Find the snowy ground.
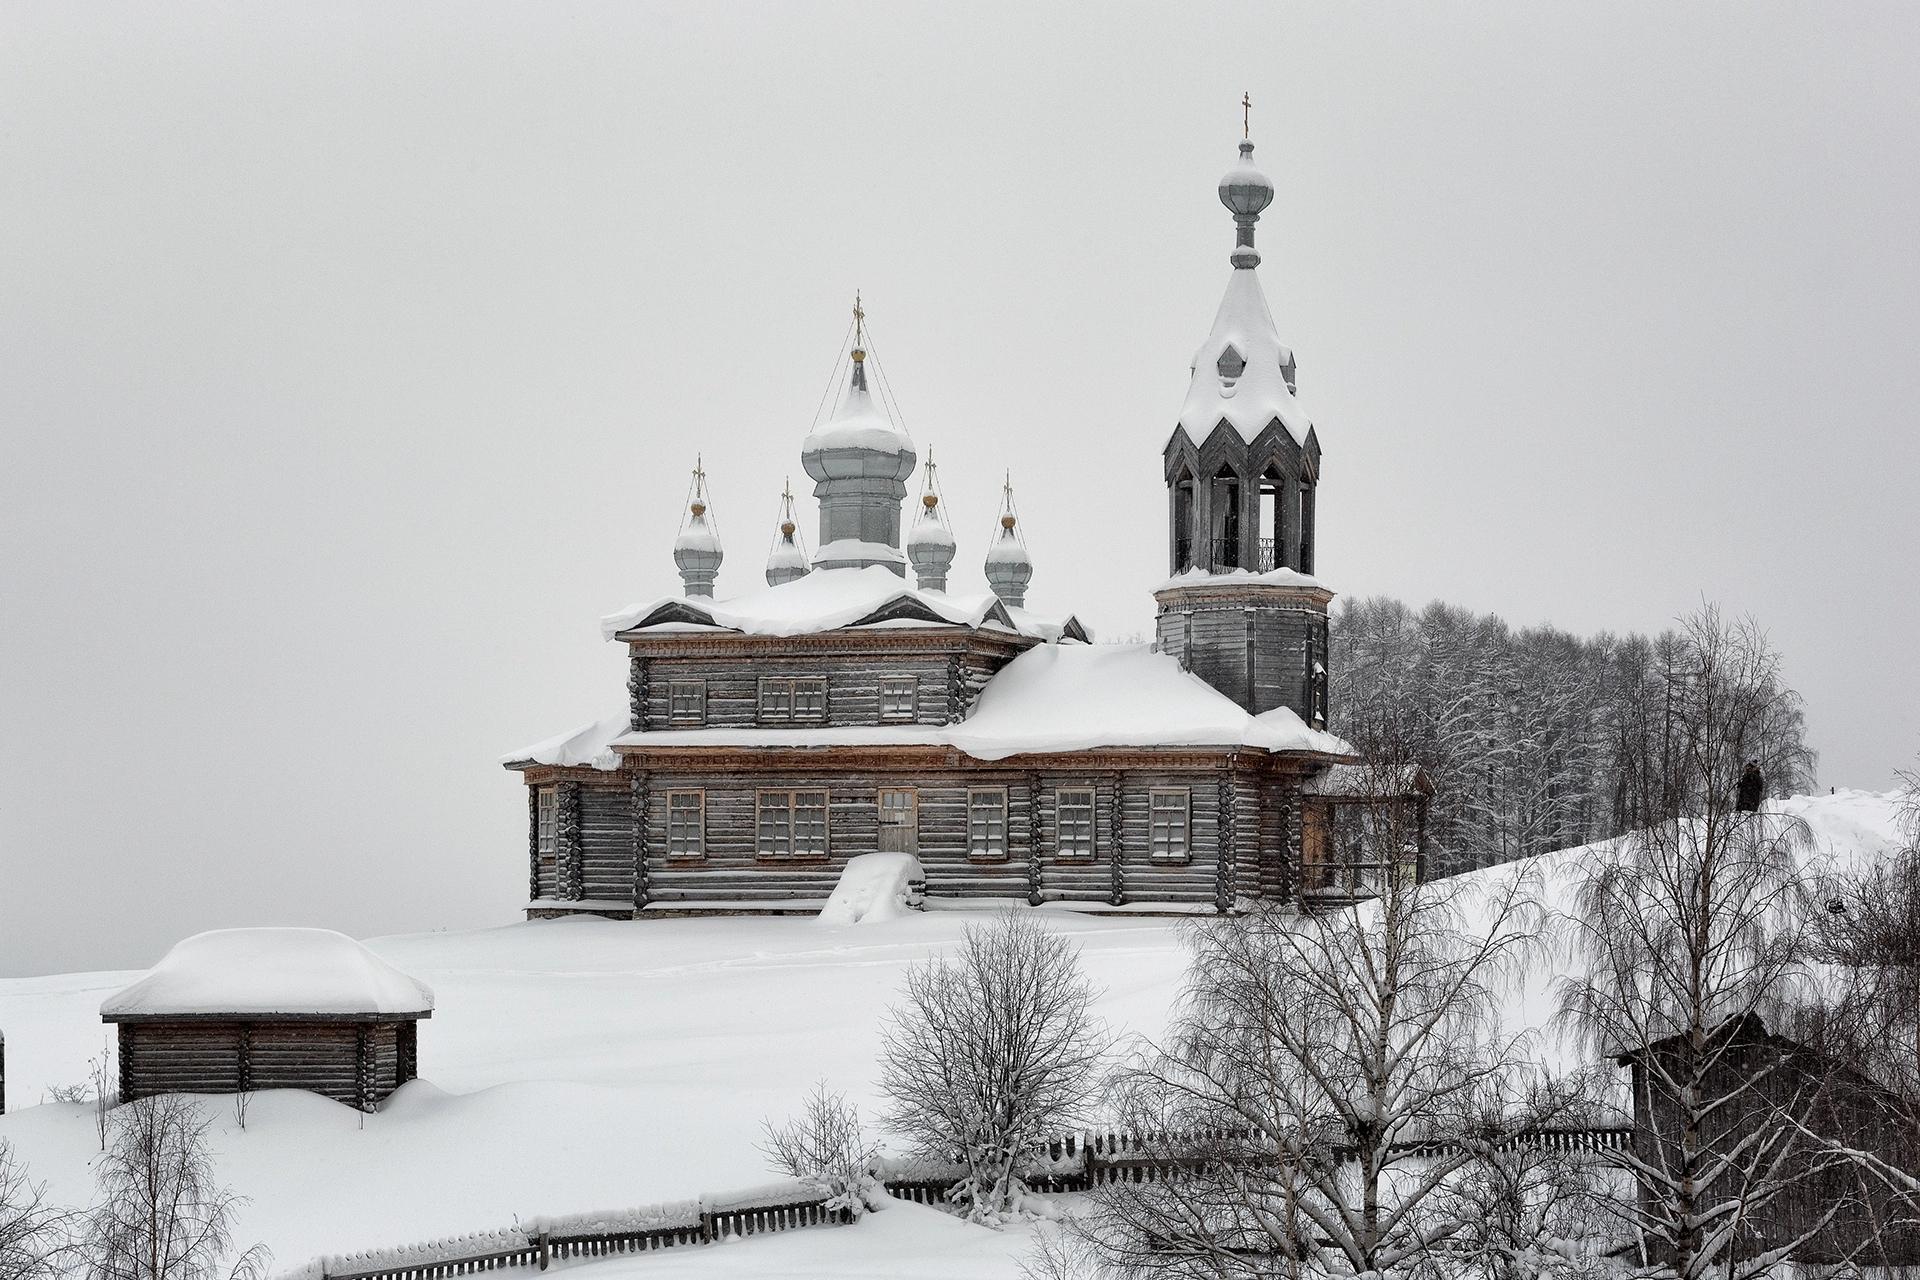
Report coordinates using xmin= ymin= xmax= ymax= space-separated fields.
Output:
xmin=0 ymin=788 xmax=1903 ymax=1278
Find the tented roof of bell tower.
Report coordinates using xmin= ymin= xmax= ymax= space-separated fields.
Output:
xmin=1179 ymin=266 xmax=1313 ymax=448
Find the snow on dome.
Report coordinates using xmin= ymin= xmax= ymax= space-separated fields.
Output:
xmin=502 ymin=713 xmax=627 ymax=771
xmin=672 ymin=519 xmax=721 ymax=554
xmin=1179 ymin=267 xmax=1314 ymax=447
xmin=906 ymin=512 xmax=956 ymax=550
xmin=102 ymin=928 xmax=434 ymax=1019
xmin=800 ymin=375 xmax=915 ymax=469
xmin=984 ymin=526 xmax=1032 ymax=566
xmin=1217 ymin=140 xmax=1275 ymax=217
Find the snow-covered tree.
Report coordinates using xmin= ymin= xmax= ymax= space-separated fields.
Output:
xmin=878 ymin=911 xmax=1104 ymax=1225
xmin=1050 ymin=765 xmax=1568 ymax=1278
xmin=760 ymin=1080 xmax=882 ymax=1218
xmin=80 ymin=1096 xmax=266 ymax=1280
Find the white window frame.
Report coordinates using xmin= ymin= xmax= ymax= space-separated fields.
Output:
xmin=536 ymin=789 xmax=558 ymax=861
xmin=1149 ymin=787 xmax=1191 ymax=862
xmin=968 ymin=787 xmax=1009 ymax=861
xmin=758 ymin=677 xmax=829 ymax=725
xmin=756 ymin=788 xmax=829 ymax=858
xmin=666 ymin=790 xmax=705 ymax=859
xmin=879 ymin=675 xmax=918 ymax=722
xmin=1055 ymin=786 xmax=1096 ymax=860
xmin=667 ymin=679 xmax=707 ymax=726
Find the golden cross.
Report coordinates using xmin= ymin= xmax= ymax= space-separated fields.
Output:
xmin=1242 ymin=91 xmax=1252 ymax=140
xmin=853 ymin=290 xmax=865 ymax=343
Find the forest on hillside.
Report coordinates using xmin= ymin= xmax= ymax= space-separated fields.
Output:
xmin=1329 ymin=598 xmax=1817 ymax=876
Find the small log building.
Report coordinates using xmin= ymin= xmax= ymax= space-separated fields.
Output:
xmin=101 ymin=928 xmax=433 ymax=1113
xmin=505 ymin=132 xmax=1428 ymax=917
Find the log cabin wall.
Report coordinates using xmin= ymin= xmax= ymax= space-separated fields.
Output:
xmin=626 ymin=629 xmax=1035 ymax=731
xmin=607 ymin=756 xmax=1296 ymax=910
xmin=115 ymin=1018 xmax=420 ymax=1112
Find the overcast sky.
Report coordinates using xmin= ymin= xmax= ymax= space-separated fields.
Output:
xmin=4 ymin=3 xmax=1916 ymax=978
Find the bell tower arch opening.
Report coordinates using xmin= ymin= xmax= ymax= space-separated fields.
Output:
xmin=1210 ymin=465 xmax=1243 ymax=570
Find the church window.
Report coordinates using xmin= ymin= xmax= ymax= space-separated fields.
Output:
xmin=668 ymin=680 xmax=707 ymax=725
xmin=1216 ymin=345 xmax=1246 ymax=380
xmin=1150 ymin=788 xmax=1191 ymax=861
xmin=880 ymin=676 xmax=917 ymax=721
xmin=666 ymin=790 xmax=704 ymax=859
xmin=968 ymin=788 xmax=1009 ymax=860
xmin=759 ymin=677 xmax=829 ymax=725
xmin=1056 ymin=787 xmax=1095 ymax=859
xmin=536 ymin=788 xmax=557 ymax=869
xmin=757 ymin=789 xmax=829 ymax=858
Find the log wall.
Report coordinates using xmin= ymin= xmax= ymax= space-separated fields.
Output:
xmin=116 ymin=1018 xmax=419 ymax=1112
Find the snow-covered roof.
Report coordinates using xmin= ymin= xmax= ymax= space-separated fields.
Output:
xmin=602 ymin=565 xmax=1036 ymax=640
xmin=581 ymin=642 xmax=1351 ymax=762
xmin=1302 ymin=761 xmax=1430 ymax=798
xmin=1178 ymin=267 xmax=1313 ymax=448
xmin=102 ymin=928 xmax=434 ymax=1020
xmin=503 ymin=714 xmax=628 ymax=771
xmin=813 ymin=538 xmax=907 ymax=568
xmin=1156 ymin=565 xmax=1332 ymax=594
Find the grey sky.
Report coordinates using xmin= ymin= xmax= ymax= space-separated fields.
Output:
xmin=4 ymin=2 xmax=1916 ymax=978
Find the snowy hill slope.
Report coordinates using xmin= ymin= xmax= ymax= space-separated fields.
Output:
xmin=0 ymin=789 xmax=1904 ymax=1276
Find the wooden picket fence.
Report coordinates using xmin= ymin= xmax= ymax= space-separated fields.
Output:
xmin=286 ymin=1125 xmax=1634 ymax=1280
xmin=285 ymin=1187 xmax=851 ymax=1280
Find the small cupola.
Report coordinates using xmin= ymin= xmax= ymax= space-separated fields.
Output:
xmin=765 ymin=479 xmax=810 ymax=587
xmin=800 ymin=295 xmax=917 ymax=574
xmin=983 ymin=473 xmax=1033 ymax=609
xmin=906 ymin=448 xmax=958 ymax=592
xmin=672 ymin=458 xmax=724 ymax=598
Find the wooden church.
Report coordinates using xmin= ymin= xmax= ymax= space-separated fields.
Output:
xmin=504 ymin=130 xmax=1428 ymax=918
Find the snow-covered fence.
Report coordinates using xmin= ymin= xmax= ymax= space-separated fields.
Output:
xmin=877 ymin=1124 xmax=1636 ymax=1202
xmin=274 ymin=1180 xmax=849 ymax=1280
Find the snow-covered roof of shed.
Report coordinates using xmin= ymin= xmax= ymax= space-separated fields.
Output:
xmin=502 ymin=714 xmax=628 ymax=771
xmin=101 ymin=928 xmax=434 ymax=1019
xmin=602 ymin=565 xmax=1054 ymax=640
xmin=1178 ymin=268 xmax=1313 ymax=448
xmin=587 ymin=642 xmax=1351 ymax=762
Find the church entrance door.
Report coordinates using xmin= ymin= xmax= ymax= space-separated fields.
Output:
xmin=878 ymin=788 xmax=918 ymax=854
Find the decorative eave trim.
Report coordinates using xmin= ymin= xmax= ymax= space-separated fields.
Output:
xmin=614 ymin=627 xmax=1039 ymax=661
xmin=608 ymin=742 xmax=1353 ymax=773
xmin=1153 ymin=580 xmax=1336 ymax=608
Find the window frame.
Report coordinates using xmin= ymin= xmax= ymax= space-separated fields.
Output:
xmin=758 ymin=677 xmax=829 ymax=725
xmin=967 ymin=786 xmax=1010 ymax=861
xmin=756 ymin=787 xmax=830 ymax=859
xmin=879 ymin=675 xmax=918 ymax=722
xmin=665 ymin=789 xmax=706 ymax=860
xmin=1055 ymin=785 xmax=1096 ymax=861
xmin=667 ymin=679 xmax=707 ymax=726
xmin=535 ymin=788 xmax=558 ymax=862
xmin=1149 ymin=787 xmax=1191 ymax=863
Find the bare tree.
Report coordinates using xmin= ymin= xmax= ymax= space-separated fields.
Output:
xmin=89 ymin=1041 xmax=116 ymax=1153
xmin=1556 ymin=607 xmax=1858 ymax=1278
xmin=760 ymin=1080 xmax=880 ymax=1218
xmin=0 ymin=1140 xmax=78 ymax=1280
xmin=879 ymin=911 xmax=1104 ymax=1225
xmin=81 ymin=1095 xmax=267 ymax=1280
xmin=1051 ymin=766 xmax=1561 ymax=1279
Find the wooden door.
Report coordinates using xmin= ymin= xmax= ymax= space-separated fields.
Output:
xmin=878 ymin=788 xmax=918 ymax=854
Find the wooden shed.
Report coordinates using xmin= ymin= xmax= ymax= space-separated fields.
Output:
xmin=101 ymin=928 xmax=433 ymax=1113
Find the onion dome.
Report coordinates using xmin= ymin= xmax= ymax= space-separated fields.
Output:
xmin=672 ymin=460 xmax=723 ymax=598
xmin=803 ymin=296 xmax=917 ymax=574
xmin=983 ymin=473 xmax=1032 ymax=609
xmin=765 ymin=480 xmax=810 ymax=587
xmin=906 ymin=449 xmax=957 ymax=593
xmin=1219 ymin=138 xmax=1275 ymax=269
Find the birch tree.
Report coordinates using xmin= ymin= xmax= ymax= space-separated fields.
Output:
xmin=1556 ymin=608 xmax=1853 ymax=1278
xmin=1050 ymin=762 xmax=1567 ymax=1279
xmin=0 ymin=1140 xmax=75 ymax=1280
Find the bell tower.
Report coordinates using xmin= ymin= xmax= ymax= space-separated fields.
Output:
xmin=1154 ymin=118 xmax=1330 ymax=726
